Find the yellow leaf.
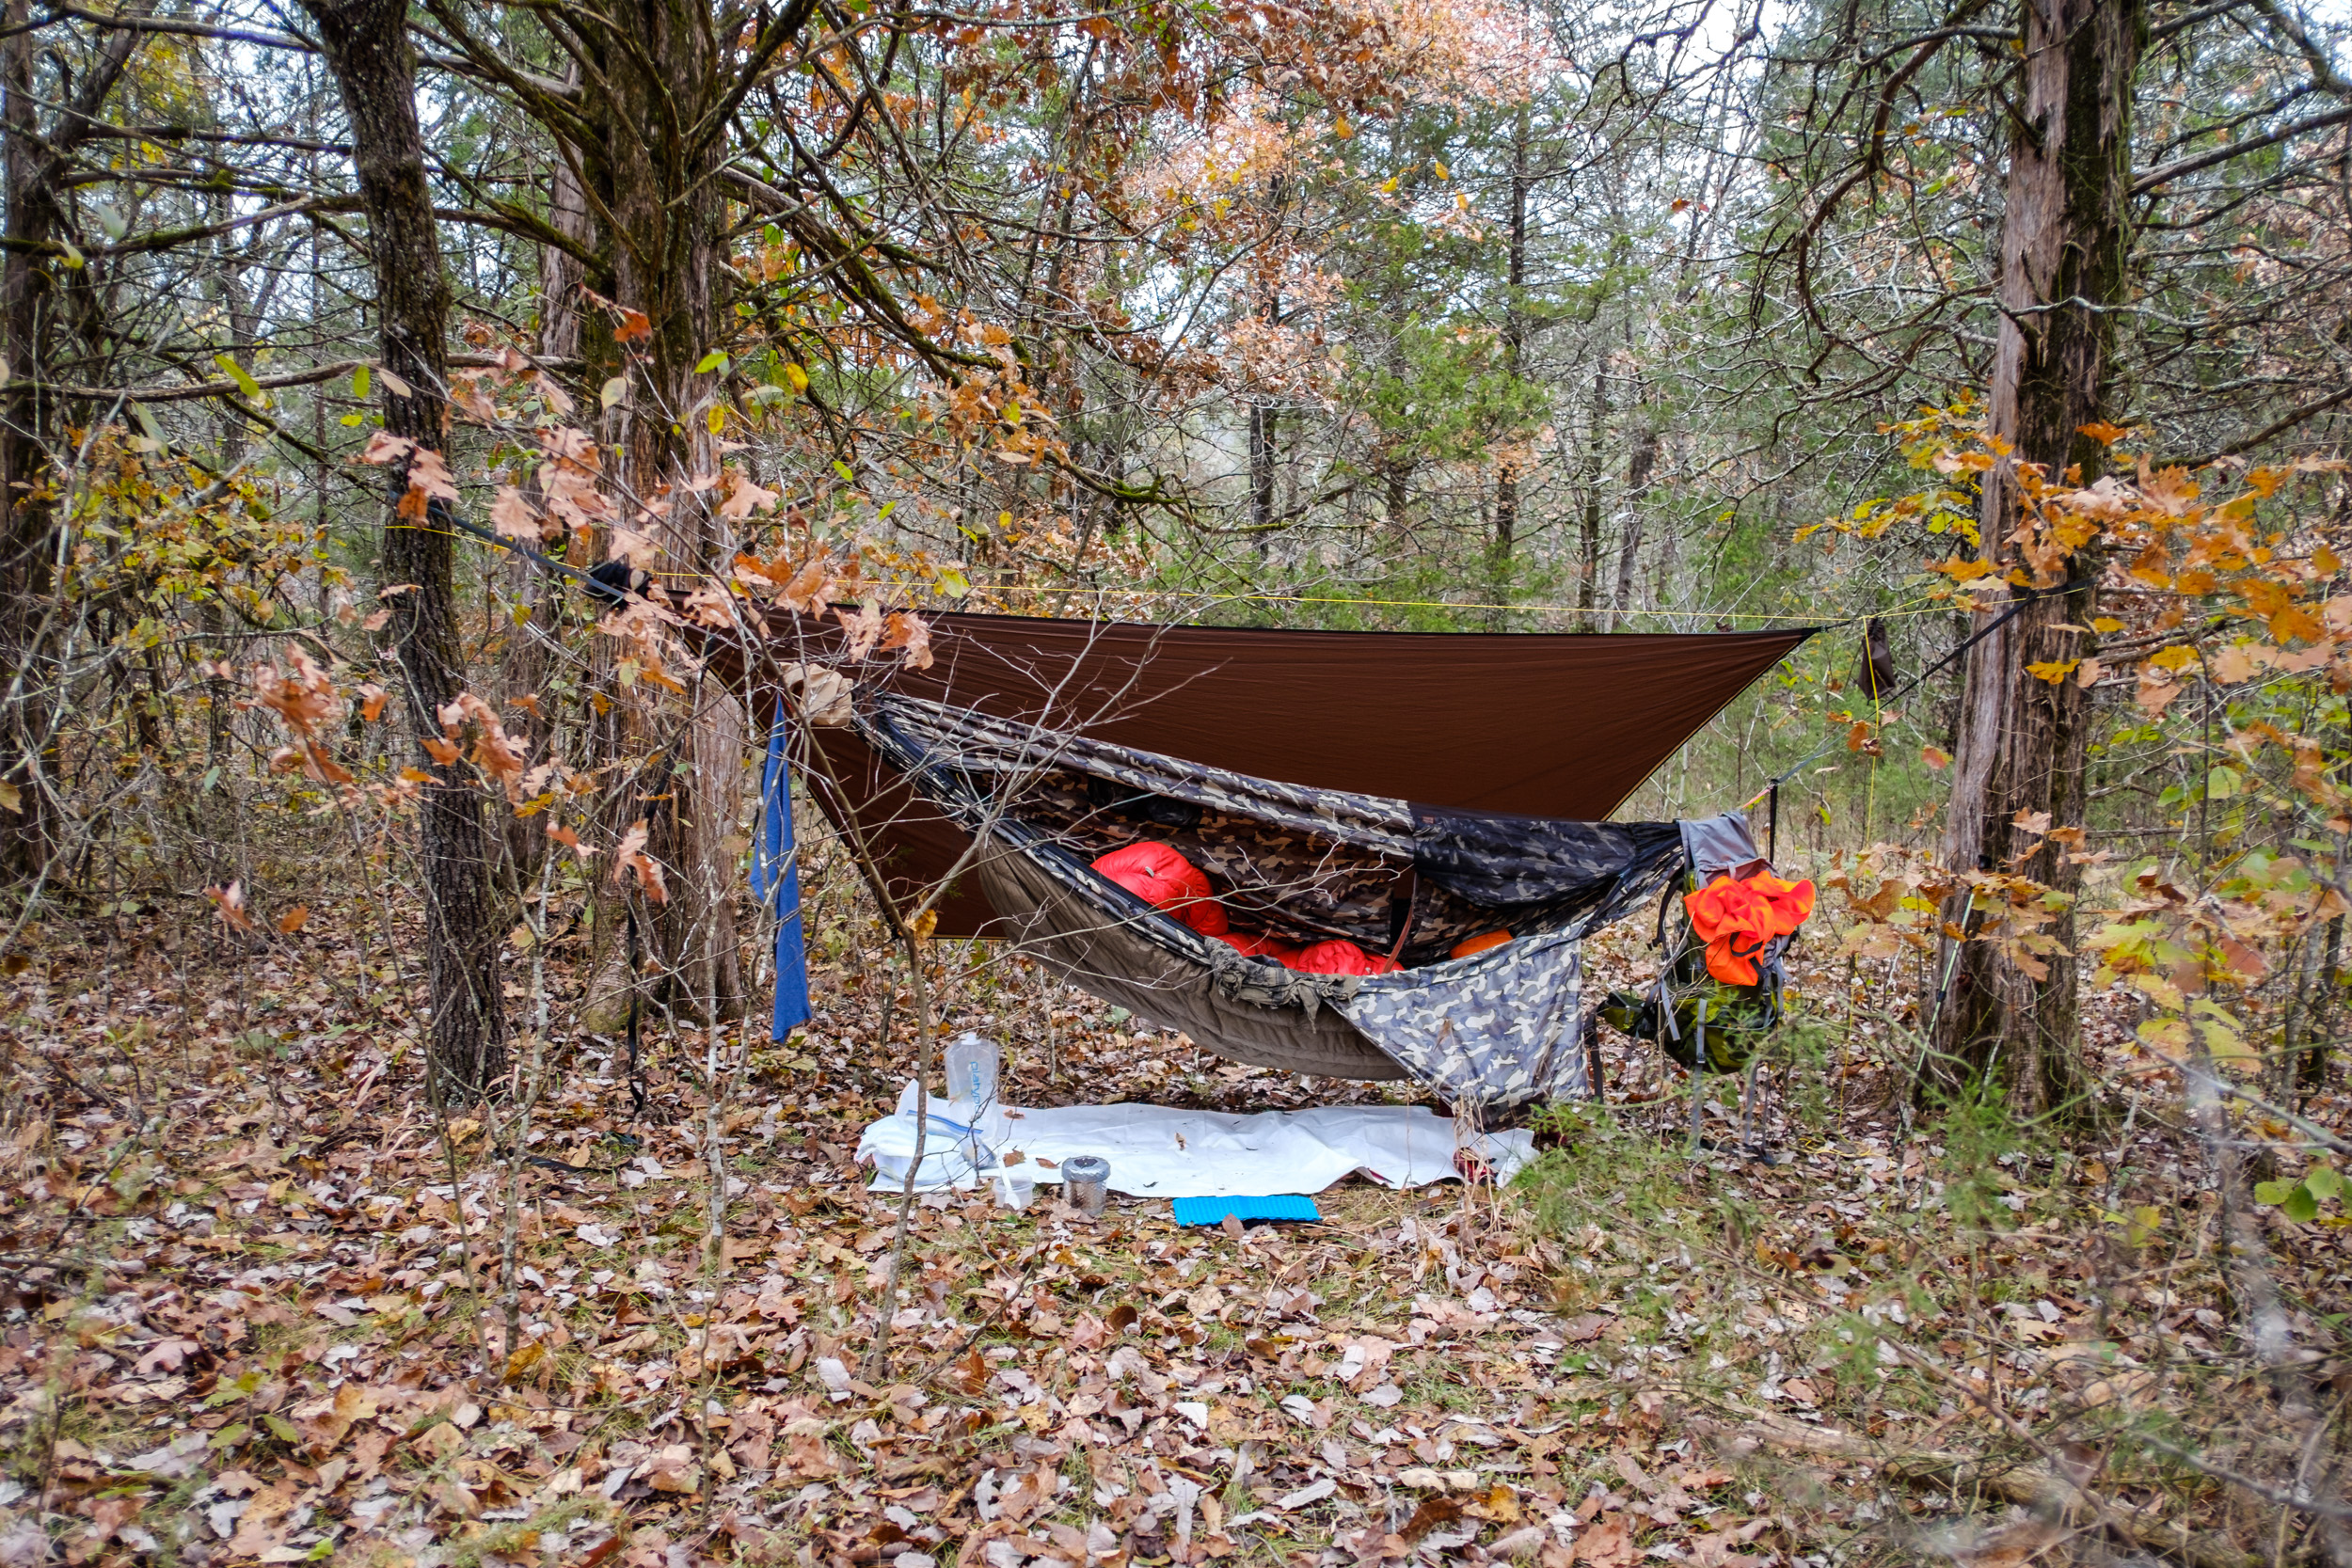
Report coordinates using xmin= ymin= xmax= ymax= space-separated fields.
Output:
xmin=2026 ymin=658 xmax=2079 ymax=684
xmin=2203 ymin=1019 xmax=2262 ymax=1074
xmin=215 ymin=354 xmax=267 ymax=406
xmin=0 ymin=782 xmax=20 ymax=814
xmin=2136 ymin=1017 xmax=2190 ymax=1058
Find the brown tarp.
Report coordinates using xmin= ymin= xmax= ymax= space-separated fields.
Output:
xmin=732 ymin=611 xmax=1811 ymax=938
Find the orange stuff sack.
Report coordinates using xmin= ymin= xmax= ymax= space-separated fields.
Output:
xmin=1217 ymin=930 xmax=1298 ymax=963
xmin=1290 ymin=939 xmax=1402 ymax=976
xmin=1091 ymin=842 xmax=1228 ymax=936
xmin=1450 ymin=930 xmax=1513 ymax=960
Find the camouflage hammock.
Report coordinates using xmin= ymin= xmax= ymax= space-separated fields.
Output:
xmin=851 ymin=691 xmax=1757 ymax=1109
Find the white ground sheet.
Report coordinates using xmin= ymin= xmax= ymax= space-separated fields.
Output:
xmin=855 ymin=1085 xmax=1536 ymax=1198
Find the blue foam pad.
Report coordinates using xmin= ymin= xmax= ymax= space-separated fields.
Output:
xmin=1172 ymin=1195 xmax=1320 ymax=1227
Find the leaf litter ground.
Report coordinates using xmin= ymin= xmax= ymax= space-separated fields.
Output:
xmin=0 ymin=908 xmax=2345 ymax=1568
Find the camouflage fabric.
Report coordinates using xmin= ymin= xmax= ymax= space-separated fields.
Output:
xmin=855 ymin=693 xmax=1688 ymax=1108
xmin=1412 ymin=804 xmax=1685 ymax=928
xmin=1336 ymin=929 xmax=1596 ymax=1104
xmin=877 ymin=697 xmax=1420 ymax=848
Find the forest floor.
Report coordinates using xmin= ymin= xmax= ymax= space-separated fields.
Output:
xmin=0 ymin=899 xmax=2346 ymax=1568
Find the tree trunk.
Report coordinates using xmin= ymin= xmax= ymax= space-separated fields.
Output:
xmin=0 ymin=0 xmax=151 ymax=879
xmin=2302 ymin=912 xmax=2341 ymax=1096
xmin=490 ymin=0 xmax=760 ymax=1028
xmin=0 ymin=0 xmax=56 ymax=880
xmin=1248 ymin=403 xmax=1277 ymax=534
xmin=1492 ymin=108 xmax=1530 ymax=567
xmin=304 ymin=0 xmax=509 ymax=1097
xmin=1608 ymin=408 xmax=1657 ymax=631
xmin=1248 ymin=260 xmax=1279 ymax=541
xmin=590 ymin=0 xmax=745 ymax=1022
xmin=1930 ymin=0 xmax=2146 ymax=1116
xmin=1579 ymin=370 xmax=1607 ymax=630
xmin=1382 ymin=454 xmax=1411 ymax=536
xmin=496 ymin=136 xmax=592 ymax=895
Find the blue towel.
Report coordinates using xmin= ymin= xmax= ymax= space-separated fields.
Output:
xmin=1172 ymin=1195 xmax=1320 ymax=1227
xmin=754 ymin=717 xmax=812 ymax=1040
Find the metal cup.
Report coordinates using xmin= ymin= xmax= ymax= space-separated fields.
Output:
xmin=1062 ymin=1154 xmax=1109 ymax=1218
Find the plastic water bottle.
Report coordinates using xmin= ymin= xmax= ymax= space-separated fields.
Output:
xmin=945 ymin=1032 xmax=999 ymax=1108
xmin=943 ymin=1033 xmax=1009 ymax=1148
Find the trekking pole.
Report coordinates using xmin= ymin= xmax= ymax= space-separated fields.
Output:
xmin=1690 ymin=999 xmax=1709 ymax=1156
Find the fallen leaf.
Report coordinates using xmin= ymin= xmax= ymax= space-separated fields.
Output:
xmin=1573 ymin=1513 xmax=1632 ymax=1567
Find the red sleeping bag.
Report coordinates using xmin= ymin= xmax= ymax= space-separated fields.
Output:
xmin=1091 ymin=842 xmax=1228 ymax=936
xmin=1290 ymin=939 xmax=1402 ymax=976
xmin=1217 ymin=930 xmax=1299 ymax=963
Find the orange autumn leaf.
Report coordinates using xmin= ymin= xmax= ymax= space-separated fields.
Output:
xmin=490 ymin=486 xmax=544 ymax=542
xmin=436 ymin=691 xmax=531 ymax=800
xmin=250 ymin=650 xmax=339 ymax=738
xmin=718 ymin=468 xmax=777 ymax=521
xmin=206 ymin=881 xmax=254 ymax=933
xmin=614 ymin=818 xmax=669 ymax=904
xmin=358 ymin=432 xmax=415 ymax=466
xmin=835 ymin=603 xmax=885 ymax=661
xmin=881 ymin=610 xmax=933 ymax=670
xmin=547 ymin=822 xmax=596 ymax=860
xmin=404 ymin=446 xmax=460 ymax=504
